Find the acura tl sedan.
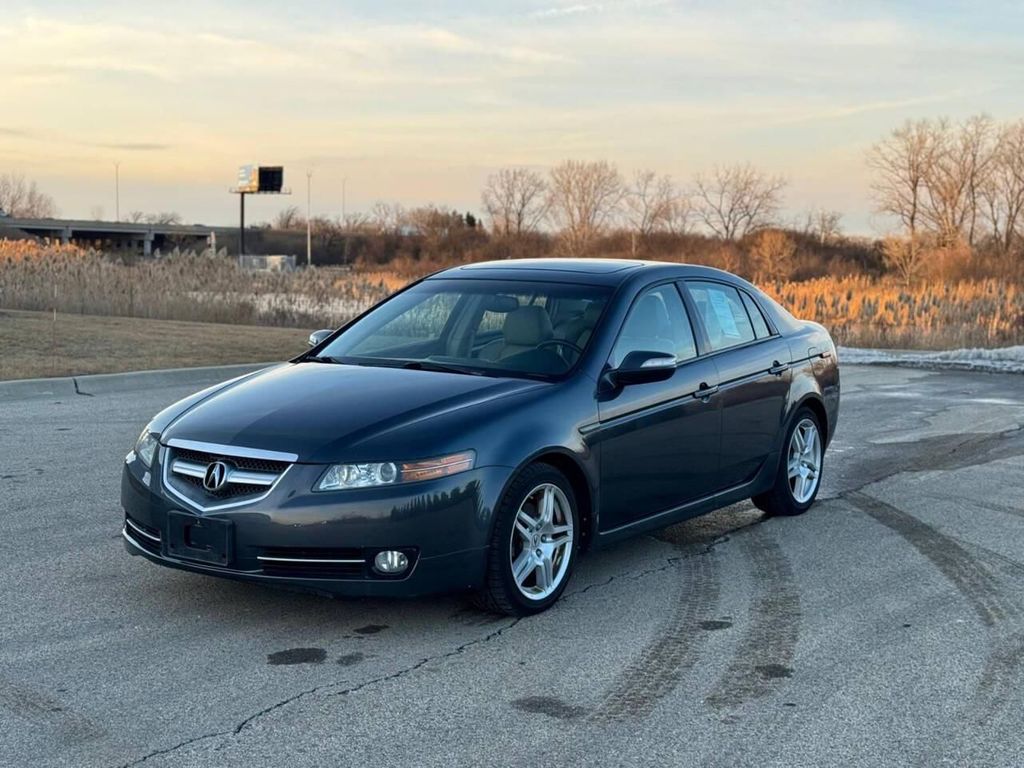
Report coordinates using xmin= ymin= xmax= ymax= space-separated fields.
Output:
xmin=122 ymin=259 xmax=840 ymax=615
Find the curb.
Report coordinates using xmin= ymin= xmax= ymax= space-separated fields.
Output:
xmin=0 ymin=362 xmax=275 ymax=402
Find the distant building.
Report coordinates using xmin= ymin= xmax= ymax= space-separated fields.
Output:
xmin=0 ymin=216 xmax=215 ymax=255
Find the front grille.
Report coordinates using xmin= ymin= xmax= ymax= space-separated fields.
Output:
xmin=124 ymin=515 xmax=161 ymax=555
xmin=174 ymin=447 xmax=289 ymax=475
xmin=258 ymin=547 xmax=367 ymax=579
xmin=163 ymin=442 xmax=292 ymax=511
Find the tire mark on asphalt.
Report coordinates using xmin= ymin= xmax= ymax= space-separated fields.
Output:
xmin=848 ymin=491 xmax=1024 ymax=741
xmin=826 ymin=426 xmax=1024 ymax=500
xmin=975 ymin=632 xmax=1024 ymax=725
xmin=704 ymin=533 xmax=801 ymax=711
xmin=0 ymin=675 xmax=105 ymax=744
xmin=847 ymin=491 xmax=1015 ymax=626
xmin=590 ymin=549 xmax=721 ymax=722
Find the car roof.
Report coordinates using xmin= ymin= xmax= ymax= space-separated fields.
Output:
xmin=428 ymin=258 xmax=741 ymax=287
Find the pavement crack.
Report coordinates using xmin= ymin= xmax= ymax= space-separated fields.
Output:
xmin=115 ymin=619 xmax=520 ymax=767
xmin=71 ymin=377 xmax=93 ymax=397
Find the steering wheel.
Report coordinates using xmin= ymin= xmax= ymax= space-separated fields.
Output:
xmin=537 ymin=339 xmax=584 ymax=357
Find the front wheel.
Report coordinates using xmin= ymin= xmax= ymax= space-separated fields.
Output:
xmin=752 ymin=407 xmax=824 ymax=517
xmin=476 ymin=464 xmax=579 ymax=616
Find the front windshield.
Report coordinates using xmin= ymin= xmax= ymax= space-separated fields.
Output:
xmin=317 ymin=278 xmax=611 ymax=379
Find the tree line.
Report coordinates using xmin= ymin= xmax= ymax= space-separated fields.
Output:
xmin=869 ymin=115 xmax=1024 ymax=280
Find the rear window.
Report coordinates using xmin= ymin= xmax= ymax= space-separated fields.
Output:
xmin=741 ymin=291 xmax=772 ymax=339
xmin=686 ymin=281 xmax=756 ymax=351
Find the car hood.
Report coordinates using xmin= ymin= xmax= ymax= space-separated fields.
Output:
xmin=161 ymin=362 xmax=544 ymax=463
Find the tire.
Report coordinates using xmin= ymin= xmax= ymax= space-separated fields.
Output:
xmin=475 ymin=463 xmax=580 ymax=616
xmin=752 ymin=406 xmax=824 ymax=517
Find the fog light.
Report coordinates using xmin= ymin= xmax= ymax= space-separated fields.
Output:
xmin=374 ymin=550 xmax=409 ymax=575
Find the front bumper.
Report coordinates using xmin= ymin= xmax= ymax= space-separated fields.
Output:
xmin=121 ymin=451 xmax=510 ymax=597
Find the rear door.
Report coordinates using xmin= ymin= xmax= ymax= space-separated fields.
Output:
xmin=595 ymin=283 xmax=721 ymax=531
xmin=682 ymin=280 xmax=790 ymax=489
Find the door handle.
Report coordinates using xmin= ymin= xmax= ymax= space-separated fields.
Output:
xmin=769 ymin=361 xmax=789 ymax=376
xmin=693 ymin=382 xmax=719 ymax=402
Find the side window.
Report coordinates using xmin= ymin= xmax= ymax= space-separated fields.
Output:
xmin=686 ymin=281 xmax=756 ymax=351
xmin=741 ymin=291 xmax=771 ymax=339
xmin=610 ymin=285 xmax=697 ymax=368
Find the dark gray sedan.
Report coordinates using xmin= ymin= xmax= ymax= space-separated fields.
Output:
xmin=122 ymin=259 xmax=840 ymax=615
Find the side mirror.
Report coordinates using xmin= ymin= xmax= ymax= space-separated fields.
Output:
xmin=308 ymin=329 xmax=334 ymax=348
xmin=610 ymin=350 xmax=676 ymax=386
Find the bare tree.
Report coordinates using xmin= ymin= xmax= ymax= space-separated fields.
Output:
xmin=748 ymin=229 xmax=797 ymax=281
xmin=881 ymin=235 xmax=924 ymax=284
xmin=868 ymin=120 xmax=937 ymax=245
xmin=917 ymin=116 xmax=997 ymax=247
xmin=481 ymin=168 xmax=548 ymax=238
xmin=273 ymin=206 xmax=305 ymax=230
xmin=804 ymin=208 xmax=843 ymax=246
xmin=664 ymin=196 xmax=695 ymax=236
xmin=0 ymin=173 xmax=57 ymax=218
xmin=693 ymin=163 xmax=786 ymax=240
xmin=126 ymin=210 xmax=147 ymax=223
xmin=144 ymin=212 xmax=183 ymax=225
xmin=368 ymin=202 xmax=406 ymax=235
xmin=981 ymin=120 xmax=1024 ymax=255
xmin=625 ymin=170 xmax=678 ymax=248
xmin=960 ymin=115 xmax=998 ymax=246
xmin=546 ymin=160 xmax=624 ymax=257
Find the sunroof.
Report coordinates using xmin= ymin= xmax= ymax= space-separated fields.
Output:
xmin=458 ymin=259 xmax=644 ymax=274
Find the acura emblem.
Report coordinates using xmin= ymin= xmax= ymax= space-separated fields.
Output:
xmin=203 ymin=461 xmax=230 ymax=492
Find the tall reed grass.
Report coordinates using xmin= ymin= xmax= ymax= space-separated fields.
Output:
xmin=2 ymin=242 xmax=1021 ymax=348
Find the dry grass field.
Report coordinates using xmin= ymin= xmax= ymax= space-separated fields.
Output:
xmin=2 ymin=242 xmax=1022 ymax=379
xmin=0 ymin=309 xmax=307 ymax=381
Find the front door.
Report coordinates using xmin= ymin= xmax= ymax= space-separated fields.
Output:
xmin=595 ymin=283 xmax=722 ymax=532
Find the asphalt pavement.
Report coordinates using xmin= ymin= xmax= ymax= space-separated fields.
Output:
xmin=1 ymin=364 xmax=1023 ymax=767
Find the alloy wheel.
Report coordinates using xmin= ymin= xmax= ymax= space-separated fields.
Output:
xmin=788 ymin=417 xmax=822 ymax=504
xmin=509 ymin=483 xmax=574 ymax=601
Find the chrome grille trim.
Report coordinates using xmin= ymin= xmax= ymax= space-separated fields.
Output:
xmin=170 ymin=459 xmax=277 ymax=487
xmin=256 ymin=555 xmax=366 ymax=564
xmin=165 ymin=438 xmax=298 ymax=463
xmin=125 ymin=517 xmax=161 ymax=542
xmin=160 ymin=444 xmax=293 ymax=513
xmin=122 ymin=526 xmax=152 ymax=552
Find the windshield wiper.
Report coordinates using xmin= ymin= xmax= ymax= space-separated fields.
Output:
xmin=305 ymin=354 xmax=340 ymax=364
xmin=400 ymin=360 xmax=483 ymax=376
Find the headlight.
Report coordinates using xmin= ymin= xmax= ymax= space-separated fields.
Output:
xmin=316 ymin=450 xmax=475 ymax=491
xmin=134 ymin=428 xmax=160 ymax=467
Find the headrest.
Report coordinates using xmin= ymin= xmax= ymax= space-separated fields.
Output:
xmin=630 ymin=294 xmax=670 ymax=336
xmin=583 ymin=302 xmax=604 ymax=323
xmin=503 ymin=306 xmax=553 ymax=346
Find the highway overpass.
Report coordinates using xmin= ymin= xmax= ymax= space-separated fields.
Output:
xmin=0 ymin=216 xmax=217 ymax=255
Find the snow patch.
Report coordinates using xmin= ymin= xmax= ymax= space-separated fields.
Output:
xmin=840 ymin=345 xmax=1024 ymax=374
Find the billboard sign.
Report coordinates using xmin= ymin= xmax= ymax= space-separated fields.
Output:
xmin=236 ymin=165 xmax=283 ymax=193
xmin=237 ymin=164 xmax=259 ymax=193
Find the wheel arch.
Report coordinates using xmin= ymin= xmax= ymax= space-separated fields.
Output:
xmin=795 ymin=393 xmax=829 ymax=442
xmin=496 ymin=448 xmax=597 ymax=553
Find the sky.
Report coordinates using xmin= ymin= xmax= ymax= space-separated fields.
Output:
xmin=1 ymin=0 xmax=1022 ymax=233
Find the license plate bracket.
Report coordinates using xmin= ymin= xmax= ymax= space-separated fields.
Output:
xmin=167 ymin=512 xmax=232 ymax=566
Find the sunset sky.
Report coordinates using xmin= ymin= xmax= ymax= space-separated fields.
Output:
xmin=2 ymin=0 xmax=1022 ymax=232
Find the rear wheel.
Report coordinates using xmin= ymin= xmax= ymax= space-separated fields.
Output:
xmin=476 ymin=464 xmax=579 ymax=616
xmin=752 ymin=407 xmax=824 ymax=517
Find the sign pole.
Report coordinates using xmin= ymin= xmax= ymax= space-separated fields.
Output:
xmin=239 ymin=191 xmax=246 ymax=264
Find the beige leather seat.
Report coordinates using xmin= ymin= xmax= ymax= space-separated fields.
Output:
xmin=554 ymin=301 xmax=604 ymax=349
xmin=479 ymin=306 xmax=553 ymax=361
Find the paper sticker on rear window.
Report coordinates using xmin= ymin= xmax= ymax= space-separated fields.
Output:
xmin=708 ymin=289 xmax=741 ymax=338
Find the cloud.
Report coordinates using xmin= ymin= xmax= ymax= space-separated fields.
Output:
xmin=87 ymin=142 xmax=173 ymax=151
